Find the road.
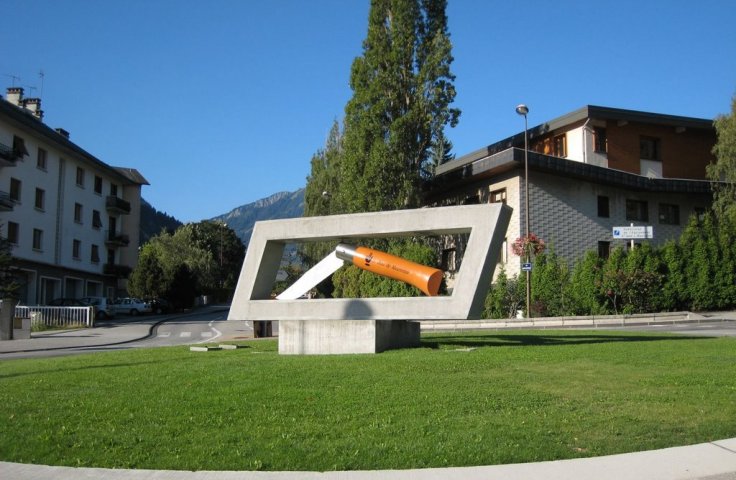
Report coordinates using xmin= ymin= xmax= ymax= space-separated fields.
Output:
xmin=0 ymin=306 xmax=257 ymax=360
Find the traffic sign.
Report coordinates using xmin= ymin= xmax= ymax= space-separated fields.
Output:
xmin=521 ymin=262 xmax=532 ymax=272
xmin=612 ymin=226 xmax=654 ymax=239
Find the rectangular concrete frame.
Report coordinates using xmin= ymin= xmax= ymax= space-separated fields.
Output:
xmin=228 ymin=203 xmax=512 ymax=323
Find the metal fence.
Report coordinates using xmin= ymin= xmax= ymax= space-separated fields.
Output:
xmin=13 ymin=306 xmax=95 ymax=328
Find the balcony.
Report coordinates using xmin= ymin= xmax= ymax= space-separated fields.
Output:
xmin=0 ymin=142 xmax=19 ymax=167
xmin=106 ymin=195 xmax=131 ymax=214
xmin=105 ymin=230 xmax=130 ymax=248
xmin=103 ymin=263 xmax=132 ymax=277
xmin=0 ymin=191 xmax=14 ymax=211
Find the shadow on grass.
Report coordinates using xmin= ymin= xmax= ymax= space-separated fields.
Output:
xmin=0 ymin=359 xmax=168 ymax=380
xmin=421 ymin=332 xmax=715 ymax=350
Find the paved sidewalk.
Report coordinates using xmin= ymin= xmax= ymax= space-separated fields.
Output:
xmin=1 ymin=438 xmax=735 ymax=479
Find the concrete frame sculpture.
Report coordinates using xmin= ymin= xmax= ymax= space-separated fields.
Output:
xmin=228 ymin=203 xmax=512 ymax=354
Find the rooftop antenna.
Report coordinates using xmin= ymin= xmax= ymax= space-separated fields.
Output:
xmin=4 ymin=74 xmax=21 ymax=86
xmin=38 ymin=69 xmax=45 ymax=98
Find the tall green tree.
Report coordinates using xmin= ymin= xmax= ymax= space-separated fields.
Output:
xmin=335 ymin=0 xmax=460 ymax=213
xmin=0 ymin=233 xmax=19 ymax=299
xmin=707 ymin=95 xmax=736 ymax=222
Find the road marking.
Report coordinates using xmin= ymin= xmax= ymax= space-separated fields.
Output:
xmin=180 ymin=332 xmax=192 ymax=338
xmin=200 ymin=332 xmax=212 ymax=338
xmin=157 ymin=332 xmax=171 ymax=338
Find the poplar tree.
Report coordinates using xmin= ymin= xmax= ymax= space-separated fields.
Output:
xmin=335 ymin=0 xmax=460 ymax=213
xmin=707 ymin=95 xmax=736 ymax=222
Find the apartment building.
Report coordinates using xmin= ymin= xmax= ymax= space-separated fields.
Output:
xmin=0 ymin=87 xmax=148 ymax=304
xmin=426 ymin=105 xmax=717 ymax=278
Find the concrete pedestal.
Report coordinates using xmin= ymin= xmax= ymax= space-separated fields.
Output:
xmin=279 ymin=320 xmax=420 ymax=355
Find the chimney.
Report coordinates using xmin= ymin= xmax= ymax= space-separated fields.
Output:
xmin=6 ymin=87 xmax=23 ymax=106
xmin=23 ymin=98 xmax=44 ymax=120
xmin=55 ymin=128 xmax=70 ymax=139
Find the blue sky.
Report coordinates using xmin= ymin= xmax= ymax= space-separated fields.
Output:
xmin=3 ymin=0 xmax=735 ymax=222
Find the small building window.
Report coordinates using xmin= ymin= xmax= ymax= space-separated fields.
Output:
xmin=441 ymin=248 xmax=457 ymax=272
xmin=74 ymin=203 xmax=83 ymax=223
xmin=598 ymin=241 xmax=611 ymax=259
xmin=462 ymin=195 xmax=480 ymax=205
xmin=594 ymin=127 xmax=607 ymax=153
xmin=9 ymin=178 xmax=21 ymax=202
xmin=13 ymin=135 xmax=28 ymax=158
xmin=73 ymin=239 xmax=81 ymax=259
xmin=659 ymin=204 xmax=680 ymax=225
xmin=6 ymin=222 xmax=19 ymax=244
xmin=91 ymin=244 xmax=100 ymax=263
xmin=110 ymin=183 xmax=118 ymax=196
xmin=626 ymin=199 xmax=649 ymax=222
xmin=92 ymin=210 xmax=103 ymax=229
xmin=640 ymin=136 xmax=660 ymax=161
xmin=597 ymin=195 xmax=610 ymax=218
xmin=76 ymin=167 xmax=85 ymax=187
xmin=553 ymin=134 xmax=567 ymax=157
xmin=37 ymin=148 xmax=47 ymax=170
xmin=33 ymin=229 xmax=43 ymax=251
xmin=35 ymin=188 xmax=45 ymax=211
xmin=94 ymin=175 xmax=103 ymax=194
xmin=694 ymin=207 xmax=706 ymax=224
xmin=490 ymin=188 xmax=507 ymax=204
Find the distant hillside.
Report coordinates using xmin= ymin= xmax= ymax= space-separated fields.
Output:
xmin=140 ymin=198 xmax=183 ymax=244
xmin=212 ymin=189 xmax=305 ymax=246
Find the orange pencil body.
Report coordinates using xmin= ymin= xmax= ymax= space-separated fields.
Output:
xmin=335 ymin=244 xmax=443 ymax=296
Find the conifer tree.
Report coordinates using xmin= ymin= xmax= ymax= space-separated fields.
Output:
xmin=707 ymin=95 xmax=736 ymax=222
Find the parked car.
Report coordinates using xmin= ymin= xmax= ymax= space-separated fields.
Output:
xmin=80 ymin=296 xmax=115 ymax=320
xmin=112 ymin=297 xmax=152 ymax=316
xmin=47 ymin=298 xmax=86 ymax=306
xmin=148 ymin=298 xmax=171 ymax=315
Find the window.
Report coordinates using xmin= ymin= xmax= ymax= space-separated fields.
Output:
xmin=92 ymin=210 xmax=103 ymax=229
xmin=12 ymin=135 xmax=28 ymax=158
xmin=74 ymin=203 xmax=83 ymax=223
xmin=33 ymin=229 xmax=43 ymax=251
xmin=6 ymin=222 xmax=19 ymax=244
xmin=490 ymin=188 xmax=507 ymax=204
xmin=441 ymin=248 xmax=457 ymax=272
xmin=598 ymin=241 xmax=611 ymax=259
xmin=597 ymin=195 xmax=610 ymax=218
xmin=91 ymin=244 xmax=100 ymax=263
xmin=499 ymin=238 xmax=508 ymax=264
xmin=110 ymin=183 xmax=118 ymax=196
xmin=626 ymin=199 xmax=649 ymax=222
xmin=9 ymin=178 xmax=21 ymax=202
xmin=35 ymin=188 xmax=45 ymax=210
xmin=553 ymin=134 xmax=567 ymax=157
xmin=594 ymin=127 xmax=607 ymax=153
xmin=659 ymin=203 xmax=680 ymax=225
xmin=640 ymin=136 xmax=660 ymax=161
xmin=94 ymin=175 xmax=103 ymax=194
xmin=37 ymin=148 xmax=47 ymax=170
xmin=694 ymin=207 xmax=706 ymax=223
xmin=462 ymin=195 xmax=480 ymax=205
xmin=73 ymin=239 xmax=81 ymax=259
xmin=76 ymin=167 xmax=85 ymax=187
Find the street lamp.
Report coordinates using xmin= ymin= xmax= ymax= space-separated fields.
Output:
xmin=515 ymin=104 xmax=531 ymax=318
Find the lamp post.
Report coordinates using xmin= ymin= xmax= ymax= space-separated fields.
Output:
xmin=515 ymin=104 xmax=531 ymax=318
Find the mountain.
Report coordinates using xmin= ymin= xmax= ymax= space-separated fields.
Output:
xmin=140 ymin=198 xmax=183 ymax=244
xmin=211 ymin=189 xmax=305 ymax=246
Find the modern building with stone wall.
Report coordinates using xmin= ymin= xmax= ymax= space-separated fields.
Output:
xmin=0 ymin=87 xmax=148 ymax=304
xmin=426 ymin=105 xmax=716 ymax=279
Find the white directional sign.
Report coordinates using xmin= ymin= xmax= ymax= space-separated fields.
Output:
xmin=612 ymin=226 xmax=654 ymax=239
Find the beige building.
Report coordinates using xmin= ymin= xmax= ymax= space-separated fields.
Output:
xmin=427 ymin=105 xmax=716 ymax=278
xmin=0 ymin=87 xmax=148 ymax=304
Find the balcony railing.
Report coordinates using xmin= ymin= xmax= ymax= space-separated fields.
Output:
xmin=105 ymin=230 xmax=130 ymax=247
xmin=103 ymin=263 xmax=132 ymax=277
xmin=0 ymin=191 xmax=14 ymax=211
xmin=0 ymin=143 xmax=19 ymax=167
xmin=106 ymin=195 xmax=131 ymax=214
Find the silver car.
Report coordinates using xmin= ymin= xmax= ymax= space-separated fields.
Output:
xmin=112 ymin=297 xmax=152 ymax=316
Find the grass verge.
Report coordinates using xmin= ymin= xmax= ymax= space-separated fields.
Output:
xmin=1 ymin=330 xmax=735 ymax=471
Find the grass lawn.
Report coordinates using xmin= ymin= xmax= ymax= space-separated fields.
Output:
xmin=0 ymin=330 xmax=735 ymax=472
